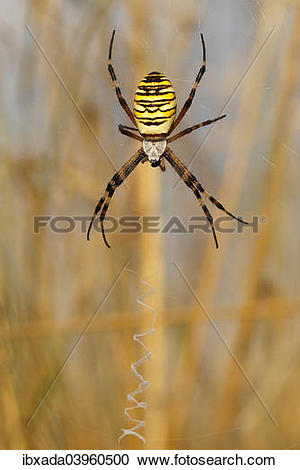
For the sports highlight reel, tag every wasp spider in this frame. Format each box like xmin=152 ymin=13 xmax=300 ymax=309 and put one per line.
xmin=87 ymin=31 xmax=248 ymax=248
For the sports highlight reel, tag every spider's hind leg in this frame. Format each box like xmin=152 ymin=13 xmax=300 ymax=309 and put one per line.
xmin=87 ymin=148 xmax=144 ymax=245
xmin=164 ymin=148 xmax=219 ymax=248
xmin=164 ymin=147 xmax=248 ymax=248
xmin=194 ymin=182 xmax=248 ymax=225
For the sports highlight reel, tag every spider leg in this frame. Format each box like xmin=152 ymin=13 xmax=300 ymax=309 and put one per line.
xmin=120 ymin=125 xmax=139 ymax=132
xmin=169 ymin=33 xmax=206 ymax=133
xmin=165 ymin=148 xmax=248 ymax=247
xmin=160 ymin=156 xmax=166 ymax=172
xmin=99 ymin=189 xmax=115 ymax=248
xmin=108 ymin=31 xmax=136 ymax=125
xmin=194 ymin=181 xmax=248 ymax=224
xmin=166 ymin=147 xmax=248 ymax=224
xmin=119 ymin=124 xmax=142 ymax=142
xmin=87 ymin=148 xmax=144 ymax=244
xmin=164 ymin=148 xmax=219 ymax=248
xmin=168 ymin=115 xmax=226 ymax=143
xmin=195 ymin=188 xmax=219 ymax=248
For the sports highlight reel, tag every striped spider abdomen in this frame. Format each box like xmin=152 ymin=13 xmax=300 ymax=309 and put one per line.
xmin=133 ymin=72 xmax=177 ymax=138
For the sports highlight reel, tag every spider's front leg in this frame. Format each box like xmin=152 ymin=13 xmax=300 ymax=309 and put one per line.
xmin=108 ymin=31 xmax=136 ymax=125
xmin=170 ymin=33 xmax=207 ymax=132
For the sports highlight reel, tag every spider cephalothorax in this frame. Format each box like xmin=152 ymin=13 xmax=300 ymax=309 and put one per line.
xmin=87 ymin=30 xmax=248 ymax=248
xmin=142 ymin=140 xmax=166 ymax=165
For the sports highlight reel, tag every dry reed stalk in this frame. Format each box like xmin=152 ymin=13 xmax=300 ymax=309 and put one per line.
xmin=168 ymin=2 xmax=286 ymax=444
xmin=0 ymin=326 xmax=26 ymax=448
xmin=217 ymin=4 xmax=300 ymax=440
xmin=18 ymin=2 xmax=111 ymax=448
xmin=121 ymin=0 xmax=168 ymax=450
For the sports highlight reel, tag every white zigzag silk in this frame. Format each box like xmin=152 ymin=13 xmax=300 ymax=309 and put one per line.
xmin=119 ymin=273 xmax=157 ymax=445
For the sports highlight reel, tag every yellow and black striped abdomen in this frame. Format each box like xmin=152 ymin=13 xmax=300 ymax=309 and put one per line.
xmin=134 ymin=72 xmax=176 ymax=137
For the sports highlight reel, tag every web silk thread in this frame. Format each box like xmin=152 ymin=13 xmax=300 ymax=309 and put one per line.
xmin=119 ymin=276 xmax=157 ymax=445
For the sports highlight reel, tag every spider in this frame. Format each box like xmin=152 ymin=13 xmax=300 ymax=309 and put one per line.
xmin=87 ymin=30 xmax=248 ymax=248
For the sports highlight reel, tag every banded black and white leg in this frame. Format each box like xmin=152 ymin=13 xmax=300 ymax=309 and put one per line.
xmin=108 ymin=30 xmax=136 ymax=126
xmin=119 ymin=124 xmax=142 ymax=142
xmin=164 ymin=148 xmax=248 ymax=248
xmin=169 ymin=33 xmax=206 ymax=132
xmin=87 ymin=148 xmax=145 ymax=246
xmin=168 ymin=115 xmax=226 ymax=143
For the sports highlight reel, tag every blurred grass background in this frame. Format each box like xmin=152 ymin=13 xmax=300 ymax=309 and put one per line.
xmin=1 ymin=0 xmax=300 ymax=450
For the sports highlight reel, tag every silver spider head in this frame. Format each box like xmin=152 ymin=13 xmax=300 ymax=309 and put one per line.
xmin=143 ymin=139 xmax=167 ymax=165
